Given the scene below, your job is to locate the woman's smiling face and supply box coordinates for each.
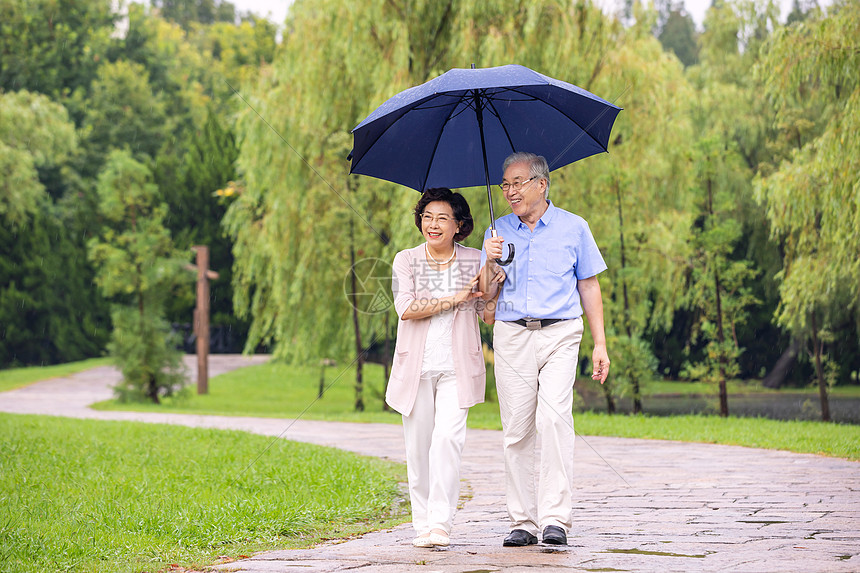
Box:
[420,200,458,249]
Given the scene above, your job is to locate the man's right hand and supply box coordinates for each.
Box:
[484,235,505,262]
[479,235,505,299]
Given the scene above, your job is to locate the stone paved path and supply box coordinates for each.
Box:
[1,355,858,572]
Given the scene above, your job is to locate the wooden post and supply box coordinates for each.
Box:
[192,246,219,395]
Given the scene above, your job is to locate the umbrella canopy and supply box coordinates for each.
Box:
[349,64,622,191]
[349,64,622,264]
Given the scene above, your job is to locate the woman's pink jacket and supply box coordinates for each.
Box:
[386,242,486,416]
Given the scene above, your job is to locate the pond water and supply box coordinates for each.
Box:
[577,390,860,425]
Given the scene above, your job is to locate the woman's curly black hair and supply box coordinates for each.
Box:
[412,187,474,242]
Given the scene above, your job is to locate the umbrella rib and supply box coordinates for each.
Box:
[548,104,616,169]
[419,104,458,190]
[412,92,474,112]
[354,95,469,189]
[483,96,518,156]
[505,86,610,161]
[351,94,445,172]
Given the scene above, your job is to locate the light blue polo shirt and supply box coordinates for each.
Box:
[481,201,607,322]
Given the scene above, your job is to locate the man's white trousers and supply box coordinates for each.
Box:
[493,317,584,535]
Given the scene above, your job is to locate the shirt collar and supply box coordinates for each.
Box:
[516,200,556,230]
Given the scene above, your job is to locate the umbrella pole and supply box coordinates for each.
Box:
[474,88,514,266]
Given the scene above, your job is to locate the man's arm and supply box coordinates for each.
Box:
[578,275,610,384]
[479,235,505,300]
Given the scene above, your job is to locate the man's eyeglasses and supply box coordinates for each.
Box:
[499,176,538,193]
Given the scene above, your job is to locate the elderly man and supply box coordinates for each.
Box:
[480,151,610,547]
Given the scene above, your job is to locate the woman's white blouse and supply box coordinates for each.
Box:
[421,261,460,374]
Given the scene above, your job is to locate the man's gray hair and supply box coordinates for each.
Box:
[503,152,551,199]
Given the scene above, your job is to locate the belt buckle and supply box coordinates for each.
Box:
[524,319,541,331]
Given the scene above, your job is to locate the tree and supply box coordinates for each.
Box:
[157,107,241,333]
[107,4,277,352]
[152,0,238,29]
[0,90,109,367]
[0,0,116,97]
[551,12,696,413]
[0,213,111,366]
[657,2,700,67]
[225,0,707,417]
[755,1,860,420]
[682,0,792,393]
[88,150,189,403]
[683,136,758,417]
[80,60,170,173]
[0,91,74,226]
[785,0,819,25]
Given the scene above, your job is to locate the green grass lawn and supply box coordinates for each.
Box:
[645,378,860,398]
[2,358,858,573]
[92,360,860,461]
[93,361,402,424]
[0,357,112,393]
[0,413,407,573]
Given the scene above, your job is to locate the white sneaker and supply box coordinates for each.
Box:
[412,532,450,547]
[412,535,434,548]
[428,532,450,547]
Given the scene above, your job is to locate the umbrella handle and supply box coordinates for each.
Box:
[495,243,515,266]
[490,229,515,266]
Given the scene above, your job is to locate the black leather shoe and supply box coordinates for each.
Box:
[542,525,567,545]
[503,529,538,547]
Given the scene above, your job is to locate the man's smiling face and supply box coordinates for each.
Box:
[502,161,546,222]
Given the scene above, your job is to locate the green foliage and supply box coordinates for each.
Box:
[0,91,109,367]
[0,0,276,368]
[106,307,187,403]
[80,60,170,171]
[158,107,241,332]
[115,4,277,342]
[656,2,700,66]
[1,0,857,391]
[682,137,758,401]
[607,333,659,398]
[0,413,406,573]
[755,1,860,381]
[0,212,110,367]
[87,150,189,403]
[153,0,240,29]
[0,0,115,96]
[227,0,697,365]
[0,91,76,226]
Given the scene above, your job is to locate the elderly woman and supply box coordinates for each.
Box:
[387,187,502,548]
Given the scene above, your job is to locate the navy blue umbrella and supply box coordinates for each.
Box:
[349,64,622,265]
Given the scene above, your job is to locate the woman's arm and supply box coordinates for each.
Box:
[480,289,501,325]
[479,266,505,325]
[400,271,483,320]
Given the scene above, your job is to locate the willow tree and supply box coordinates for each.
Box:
[517,3,698,413]
[227,0,714,414]
[224,0,442,411]
[228,4,616,345]
[755,2,860,421]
